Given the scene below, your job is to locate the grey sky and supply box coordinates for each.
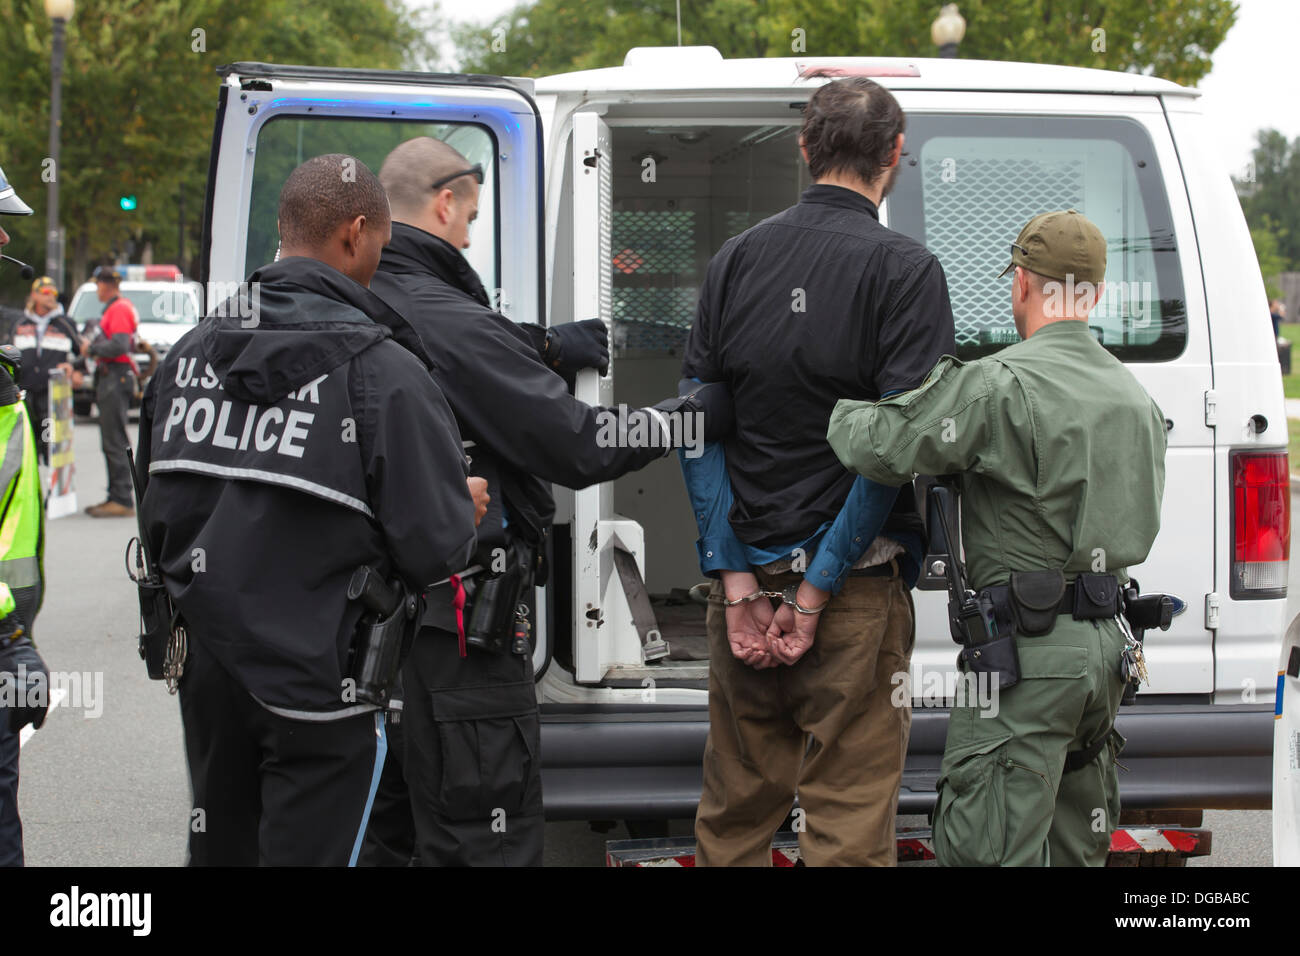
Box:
[435,0,1296,179]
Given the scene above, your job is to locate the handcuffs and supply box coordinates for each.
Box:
[723,587,828,616]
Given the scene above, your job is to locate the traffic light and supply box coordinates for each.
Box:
[119,194,137,211]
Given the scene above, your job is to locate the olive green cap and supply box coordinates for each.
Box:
[997,209,1107,285]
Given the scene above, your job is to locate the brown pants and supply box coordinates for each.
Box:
[694,567,915,866]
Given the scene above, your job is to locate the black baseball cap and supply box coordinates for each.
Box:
[93,266,121,284]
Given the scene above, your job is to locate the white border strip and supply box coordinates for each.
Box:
[149,459,373,517]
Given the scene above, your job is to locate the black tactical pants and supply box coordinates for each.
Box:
[179,638,384,866]
[95,365,134,506]
[356,716,416,866]
[361,625,543,866]
[0,721,21,867]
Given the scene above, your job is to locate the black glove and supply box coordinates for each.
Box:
[0,636,49,734]
[649,379,735,445]
[544,319,609,376]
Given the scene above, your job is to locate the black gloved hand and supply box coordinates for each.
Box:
[544,319,609,376]
[648,378,735,448]
[0,636,49,734]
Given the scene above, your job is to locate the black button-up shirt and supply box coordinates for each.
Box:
[682,184,956,548]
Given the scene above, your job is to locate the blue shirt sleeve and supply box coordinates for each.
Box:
[804,389,911,595]
[803,476,901,595]
[679,441,751,576]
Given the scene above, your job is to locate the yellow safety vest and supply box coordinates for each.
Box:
[0,396,44,634]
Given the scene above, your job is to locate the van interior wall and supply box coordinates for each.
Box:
[608,123,805,596]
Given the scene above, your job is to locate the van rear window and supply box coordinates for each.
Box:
[609,124,808,353]
[886,115,1187,362]
[245,116,499,295]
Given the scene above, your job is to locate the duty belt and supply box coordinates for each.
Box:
[975,571,1124,641]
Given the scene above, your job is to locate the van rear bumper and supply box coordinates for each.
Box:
[539,702,1274,819]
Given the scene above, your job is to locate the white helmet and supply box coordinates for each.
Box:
[0,165,33,216]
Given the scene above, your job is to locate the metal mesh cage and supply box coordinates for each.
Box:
[611,208,698,351]
[609,207,782,351]
[921,155,1085,348]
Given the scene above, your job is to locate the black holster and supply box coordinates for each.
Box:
[136,577,176,681]
[465,539,535,655]
[348,567,418,708]
[1122,582,1175,639]
[953,589,1020,691]
[957,633,1021,691]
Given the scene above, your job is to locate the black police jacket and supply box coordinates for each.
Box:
[136,257,477,714]
[370,223,666,558]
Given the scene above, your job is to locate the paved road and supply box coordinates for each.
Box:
[16,422,1281,866]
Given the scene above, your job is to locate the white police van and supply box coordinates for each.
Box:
[204,48,1286,859]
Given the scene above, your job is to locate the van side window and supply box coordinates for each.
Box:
[887,115,1187,362]
[244,117,500,296]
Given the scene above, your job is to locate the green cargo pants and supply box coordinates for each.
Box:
[932,617,1128,867]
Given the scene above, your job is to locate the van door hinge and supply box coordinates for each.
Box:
[1204,390,1218,427]
[1205,592,1221,630]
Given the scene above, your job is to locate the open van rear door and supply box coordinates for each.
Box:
[567,111,652,684]
[202,62,549,670]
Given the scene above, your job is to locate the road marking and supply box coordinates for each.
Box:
[19,688,66,748]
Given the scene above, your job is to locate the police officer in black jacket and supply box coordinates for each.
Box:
[359,137,729,867]
[136,155,479,866]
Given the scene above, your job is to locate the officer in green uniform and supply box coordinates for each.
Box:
[827,210,1167,866]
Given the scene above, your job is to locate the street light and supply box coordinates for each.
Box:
[931,3,966,59]
[45,0,75,290]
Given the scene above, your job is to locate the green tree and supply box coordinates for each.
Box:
[1237,129,1300,276]
[0,0,438,305]
[1250,219,1287,302]
[455,0,1237,87]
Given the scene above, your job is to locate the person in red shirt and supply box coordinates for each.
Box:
[84,266,138,517]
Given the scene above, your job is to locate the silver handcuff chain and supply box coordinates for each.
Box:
[723,589,784,607]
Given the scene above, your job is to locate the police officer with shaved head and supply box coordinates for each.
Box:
[359,137,731,867]
[135,154,480,866]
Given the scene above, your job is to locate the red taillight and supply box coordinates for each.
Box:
[1231,449,1290,597]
